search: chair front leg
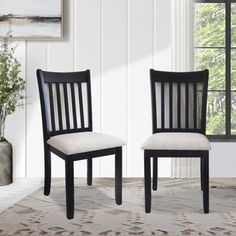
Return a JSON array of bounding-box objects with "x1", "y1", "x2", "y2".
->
[
  {"x1": 144, "y1": 151, "x2": 151, "y2": 213},
  {"x1": 202, "y1": 152, "x2": 209, "y2": 214},
  {"x1": 87, "y1": 158, "x2": 92, "y2": 186},
  {"x1": 65, "y1": 159, "x2": 74, "y2": 219},
  {"x1": 115, "y1": 147, "x2": 122, "y2": 205},
  {"x1": 153, "y1": 157, "x2": 158, "y2": 191},
  {"x1": 44, "y1": 147, "x2": 51, "y2": 196}
]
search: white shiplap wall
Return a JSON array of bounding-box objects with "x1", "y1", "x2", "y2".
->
[{"x1": 5, "y1": 0, "x2": 173, "y2": 178}]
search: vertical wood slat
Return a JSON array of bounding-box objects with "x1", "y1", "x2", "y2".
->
[
  {"x1": 63, "y1": 83, "x2": 70, "y2": 130},
  {"x1": 78, "y1": 83, "x2": 85, "y2": 129},
  {"x1": 161, "y1": 82, "x2": 165, "y2": 129},
  {"x1": 48, "y1": 83, "x2": 56, "y2": 132},
  {"x1": 70, "y1": 83, "x2": 78, "y2": 129},
  {"x1": 87, "y1": 71, "x2": 93, "y2": 130},
  {"x1": 151, "y1": 81, "x2": 157, "y2": 132},
  {"x1": 56, "y1": 83, "x2": 63, "y2": 131},
  {"x1": 169, "y1": 82, "x2": 173, "y2": 129},
  {"x1": 185, "y1": 82, "x2": 189, "y2": 129},
  {"x1": 177, "y1": 83, "x2": 181, "y2": 128},
  {"x1": 193, "y1": 82, "x2": 197, "y2": 129}
]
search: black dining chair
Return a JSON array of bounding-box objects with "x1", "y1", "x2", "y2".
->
[
  {"x1": 37, "y1": 69, "x2": 125, "y2": 219},
  {"x1": 141, "y1": 69, "x2": 210, "y2": 214}
]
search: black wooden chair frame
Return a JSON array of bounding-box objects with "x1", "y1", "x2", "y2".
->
[
  {"x1": 144, "y1": 69, "x2": 209, "y2": 214},
  {"x1": 37, "y1": 69, "x2": 122, "y2": 219}
]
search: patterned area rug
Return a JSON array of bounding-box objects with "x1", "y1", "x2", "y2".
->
[{"x1": 1, "y1": 178, "x2": 236, "y2": 236}]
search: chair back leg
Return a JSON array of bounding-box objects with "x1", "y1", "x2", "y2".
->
[
  {"x1": 202, "y1": 152, "x2": 209, "y2": 213},
  {"x1": 44, "y1": 148, "x2": 51, "y2": 196},
  {"x1": 144, "y1": 151, "x2": 151, "y2": 213},
  {"x1": 65, "y1": 159, "x2": 74, "y2": 219},
  {"x1": 115, "y1": 147, "x2": 122, "y2": 205},
  {"x1": 87, "y1": 158, "x2": 93, "y2": 186},
  {"x1": 200, "y1": 158, "x2": 203, "y2": 191},
  {"x1": 153, "y1": 157, "x2": 158, "y2": 191}
]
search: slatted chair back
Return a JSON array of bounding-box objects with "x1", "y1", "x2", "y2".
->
[
  {"x1": 150, "y1": 69, "x2": 209, "y2": 134},
  {"x1": 37, "y1": 70, "x2": 92, "y2": 140}
]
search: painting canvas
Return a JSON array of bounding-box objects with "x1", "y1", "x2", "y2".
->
[{"x1": 0, "y1": 0, "x2": 62, "y2": 39}]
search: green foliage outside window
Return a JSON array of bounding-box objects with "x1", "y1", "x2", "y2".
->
[{"x1": 194, "y1": 3, "x2": 236, "y2": 135}]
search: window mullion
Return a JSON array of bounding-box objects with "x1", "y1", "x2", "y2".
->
[{"x1": 226, "y1": 0, "x2": 231, "y2": 137}]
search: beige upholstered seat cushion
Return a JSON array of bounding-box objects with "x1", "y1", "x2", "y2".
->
[
  {"x1": 141, "y1": 132, "x2": 211, "y2": 150},
  {"x1": 47, "y1": 132, "x2": 125, "y2": 155}
]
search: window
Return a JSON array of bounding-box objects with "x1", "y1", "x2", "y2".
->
[{"x1": 194, "y1": 0, "x2": 236, "y2": 139}]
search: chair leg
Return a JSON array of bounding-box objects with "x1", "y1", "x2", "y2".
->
[
  {"x1": 87, "y1": 158, "x2": 92, "y2": 186},
  {"x1": 144, "y1": 151, "x2": 151, "y2": 213},
  {"x1": 44, "y1": 148, "x2": 51, "y2": 196},
  {"x1": 115, "y1": 147, "x2": 122, "y2": 205},
  {"x1": 153, "y1": 157, "x2": 158, "y2": 191},
  {"x1": 200, "y1": 157, "x2": 203, "y2": 191},
  {"x1": 202, "y1": 153, "x2": 209, "y2": 214},
  {"x1": 65, "y1": 159, "x2": 74, "y2": 219}
]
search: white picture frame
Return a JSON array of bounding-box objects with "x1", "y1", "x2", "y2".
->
[{"x1": 0, "y1": 0, "x2": 63, "y2": 39}]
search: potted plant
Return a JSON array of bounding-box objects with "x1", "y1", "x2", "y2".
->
[{"x1": 0, "y1": 33, "x2": 25, "y2": 185}]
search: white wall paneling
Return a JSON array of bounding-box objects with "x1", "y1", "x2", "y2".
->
[
  {"x1": 9, "y1": 0, "x2": 236, "y2": 178},
  {"x1": 75, "y1": 0, "x2": 102, "y2": 178},
  {"x1": 26, "y1": 42, "x2": 47, "y2": 177},
  {"x1": 171, "y1": 0, "x2": 199, "y2": 178},
  {"x1": 154, "y1": 0, "x2": 172, "y2": 177},
  {"x1": 101, "y1": 0, "x2": 127, "y2": 177},
  {"x1": 46, "y1": 0, "x2": 75, "y2": 177},
  {"x1": 210, "y1": 143, "x2": 236, "y2": 177},
  {"x1": 127, "y1": 0, "x2": 153, "y2": 177}
]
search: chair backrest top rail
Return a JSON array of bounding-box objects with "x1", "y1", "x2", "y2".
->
[
  {"x1": 38, "y1": 70, "x2": 89, "y2": 83},
  {"x1": 150, "y1": 69, "x2": 208, "y2": 83}
]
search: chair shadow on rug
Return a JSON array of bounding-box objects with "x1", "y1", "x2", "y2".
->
[
  {"x1": 47, "y1": 178, "x2": 212, "y2": 215},
  {"x1": 48, "y1": 183, "x2": 224, "y2": 215},
  {"x1": 49, "y1": 185, "x2": 117, "y2": 213},
  {"x1": 151, "y1": 187, "x2": 206, "y2": 213}
]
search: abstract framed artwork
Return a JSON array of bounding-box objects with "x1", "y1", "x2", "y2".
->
[{"x1": 0, "y1": 0, "x2": 63, "y2": 39}]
